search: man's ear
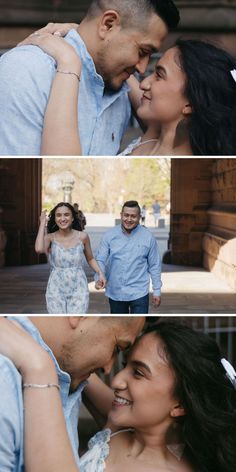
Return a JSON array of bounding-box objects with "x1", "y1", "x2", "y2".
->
[
  {"x1": 170, "y1": 403, "x2": 186, "y2": 418},
  {"x1": 68, "y1": 317, "x2": 86, "y2": 330},
  {"x1": 98, "y1": 10, "x2": 121, "y2": 39}
]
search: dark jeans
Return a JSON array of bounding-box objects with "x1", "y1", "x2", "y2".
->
[{"x1": 109, "y1": 294, "x2": 149, "y2": 314}]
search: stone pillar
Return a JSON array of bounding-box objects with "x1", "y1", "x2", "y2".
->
[
  {"x1": 203, "y1": 159, "x2": 236, "y2": 291},
  {"x1": 0, "y1": 158, "x2": 42, "y2": 265},
  {"x1": 169, "y1": 158, "x2": 212, "y2": 266}
]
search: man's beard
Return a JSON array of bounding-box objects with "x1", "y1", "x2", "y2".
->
[{"x1": 96, "y1": 49, "x2": 123, "y2": 92}]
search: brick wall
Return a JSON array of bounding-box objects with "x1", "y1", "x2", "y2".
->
[{"x1": 203, "y1": 159, "x2": 236, "y2": 291}]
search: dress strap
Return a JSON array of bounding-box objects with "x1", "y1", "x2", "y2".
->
[{"x1": 111, "y1": 428, "x2": 133, "y2": 437}]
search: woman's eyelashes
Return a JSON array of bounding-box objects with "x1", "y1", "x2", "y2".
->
[
  {"x1": 155, "y1": 69, "x2": 163, "y2": 80},
  {"x1": 122, "y1": 361, "x2": 145, "y2": 378},
  {"x1": 132, "y1": 368, "x2": 145, "y2": 378}
]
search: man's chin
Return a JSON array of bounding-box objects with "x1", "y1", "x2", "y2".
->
[{"x1": 104, "y1": 77, "x2": 125, "y2": 92}]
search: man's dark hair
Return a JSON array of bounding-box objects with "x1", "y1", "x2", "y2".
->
[
  {"x1": 122, "y1": 200, "x2": 141, "y2": 214},
  {"x1": 86, "y1": 0, "x2": 180, "y2": 31}
]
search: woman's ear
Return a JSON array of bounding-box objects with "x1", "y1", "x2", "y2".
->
[
  {"x1": 98, "y1": 10, "x2": 121, "y2": 39},
  {"x1": 170, "y1": 403, "x2": 186, "y2": 418},
  {"x1": 182, "y1": 103, "x2": 192, "y2": 116}
]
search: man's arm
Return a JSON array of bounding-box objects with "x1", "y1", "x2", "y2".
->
[
  {"x1": 0, "y1": 356, "x2": 23, "y2": 471},
  {"x1": 148, "y1": 236, "x2": 162, "y2": 301},
  {"x1": 0, "y1": 46, "x2": 54, "y2": 155},
  {"x1": 0, "y1": 320, "x2": 79, "y2": 472}
]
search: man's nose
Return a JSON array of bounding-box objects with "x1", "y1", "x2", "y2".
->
[
  {"x1": 103, "y1": 357, "x2": 115, "y2": 375},
  {"x1": 135, "y1": 56, "x2": 150, "y2": 75}
]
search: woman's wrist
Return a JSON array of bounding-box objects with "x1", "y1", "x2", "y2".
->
[
  {"x1": 57, "y1": 57, "x2": 81, "y2": 76},
  {"x1": 21, "y1": 353, "x2": 58, "y2": 384}
]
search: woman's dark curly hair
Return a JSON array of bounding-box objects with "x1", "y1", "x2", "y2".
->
[
  {"x1": 47, "y1": 202, "x2": 82, "y2": 233},
  {"x1": 176, "y1": 39, "x2": 236, "y2": 155},
  {"x1": 143, "y1": 319, "x2": 236, "y2": 472}
]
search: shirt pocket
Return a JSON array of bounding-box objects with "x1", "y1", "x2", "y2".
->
[{"x1": 136, "y1": 244, "x2": 149, "y2": 258}]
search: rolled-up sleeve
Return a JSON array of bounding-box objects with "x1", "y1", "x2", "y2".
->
[
  {"x1": 147, "y1": 237, "x2": 162, "y2": 296},
  {"x1": 95, "y1": 234, "x2": 111, "y2": 282}
]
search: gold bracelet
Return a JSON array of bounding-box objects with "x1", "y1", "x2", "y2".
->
[
  {"x1": 23, "y1": 383, "x2": 60, "y2": 391},
  {"x1": 57, "y1": 69, "x2": 80, "y2": 81}
]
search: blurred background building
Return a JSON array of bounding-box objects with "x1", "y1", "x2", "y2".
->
[{"x1": 0, "y1": 1, "x2": 235, "y2": 55}]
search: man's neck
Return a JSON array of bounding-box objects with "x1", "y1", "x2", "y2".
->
[{"x1": 77, "y1": 19, "x2": 99, "y2": 67}]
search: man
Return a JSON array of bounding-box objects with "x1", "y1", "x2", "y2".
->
[
  {"x1": 0, "y1": 315, "x2": 144, "y2": 471},
  {"x1": 95, "y1": 200, "x2": 162, "y2": 313},
  {"x1": 0, "y1": 0, "x2": 179, "y2": 155},
  {"x1": 152, "y1": 199, "x2": 161, "y2": 226}
]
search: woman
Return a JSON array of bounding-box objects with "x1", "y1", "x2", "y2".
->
[
  {"x1": 35, "y1": 202, "x2": 105, "y2": 313},
  {"x1": 18, "y1": 24, "x2": 236, "y2": 155},
  {"x1": 0, "y1": 318, "x2": 235, "y2": 472}
]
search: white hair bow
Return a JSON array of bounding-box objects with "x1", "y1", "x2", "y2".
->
[
  {"x1": 230, "y1": 69, "x2": 236, "y2": 82},
  {"x1": 221, "y1": 358, "x2": 236, "y2": 388}
]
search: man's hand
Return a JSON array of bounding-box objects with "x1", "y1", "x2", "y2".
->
[
  {"x1": 152, "y1": 295, "x2": 161, "y2": 308},
  {"x1": 95, "y1": 280, "x2": 104, "y2": 290}
]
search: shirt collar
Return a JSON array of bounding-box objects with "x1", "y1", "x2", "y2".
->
[{"x1": 65, "y1": 29, "x2": 130, "y2": 95}]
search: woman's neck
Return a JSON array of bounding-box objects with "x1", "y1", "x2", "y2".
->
[
  {"x1": 131, "y1": 120, "x2": 192, "y2": 156},
  {"x1": 57, "y1": 228, "x2": 74, "y2": 238},
  {"x1": 124, "y1": 427, "x2": 182, "y2": 468}
]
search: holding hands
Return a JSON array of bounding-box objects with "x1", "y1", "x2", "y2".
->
[{"x1": 96, "y1": 272, "x2": 107, "y2": 290}]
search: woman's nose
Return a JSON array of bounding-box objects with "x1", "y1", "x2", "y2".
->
[{"x1": 140, "y1": 74, "x2": 153, "y2": 92}]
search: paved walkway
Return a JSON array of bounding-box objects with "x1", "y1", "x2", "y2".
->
[
  {"x1": 1, "y1": 263, "x2": 235, "y2": 315},
  {"x1": 0, "y1": 226, "x2": 235, "y2": 314}
]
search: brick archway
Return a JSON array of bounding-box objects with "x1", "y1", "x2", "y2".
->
[{"x1": 1, "y1": 158, "x2": 236, "y2": 291}]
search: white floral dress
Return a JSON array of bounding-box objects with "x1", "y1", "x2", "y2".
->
[
  {"x1": 118, "y1": 137, "x2": 142, "y2": 155},
  {"x1": 80, "y1": 428, "x2": 131, "y2": 472},
  {"x1": 46, "y1": 240, "x2": 89, "y2": 314}
]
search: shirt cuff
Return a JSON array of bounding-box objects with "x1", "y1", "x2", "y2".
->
[{"x1": 153, "y1": 289, "x2": 161, "y2": 297}]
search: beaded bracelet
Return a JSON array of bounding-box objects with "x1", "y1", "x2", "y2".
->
[
  {"x1": 57, "y1": 69, "x2": 81, "y2": 81},
  {"x1": 23, "y1": 383, "x2": 60, "y2": 391}
]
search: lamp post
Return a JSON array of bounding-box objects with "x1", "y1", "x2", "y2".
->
[{"x1": 62, "y1": 174, "x2": 75, "y2": 204}]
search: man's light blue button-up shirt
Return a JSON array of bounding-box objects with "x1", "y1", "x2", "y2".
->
[
  {"x1": 95, "y1": 224, "x2": 162, "y2": 301},
  {"x1": 0, "y1": 316, "x2": 86, "y2": 472},
  {"x1": 0, "y1": 29, "x2": 131, "y2": 155}
]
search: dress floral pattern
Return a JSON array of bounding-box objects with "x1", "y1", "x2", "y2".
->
[
  {"x1": 80, "y1": 429, "x2": 111, "y2": 472},
  {"x1": 118, "y1": 137, "x2": 141, "y2": 155},
  {"x1": 46, "y1": 240, "x2": 89, "y2": 314}
]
